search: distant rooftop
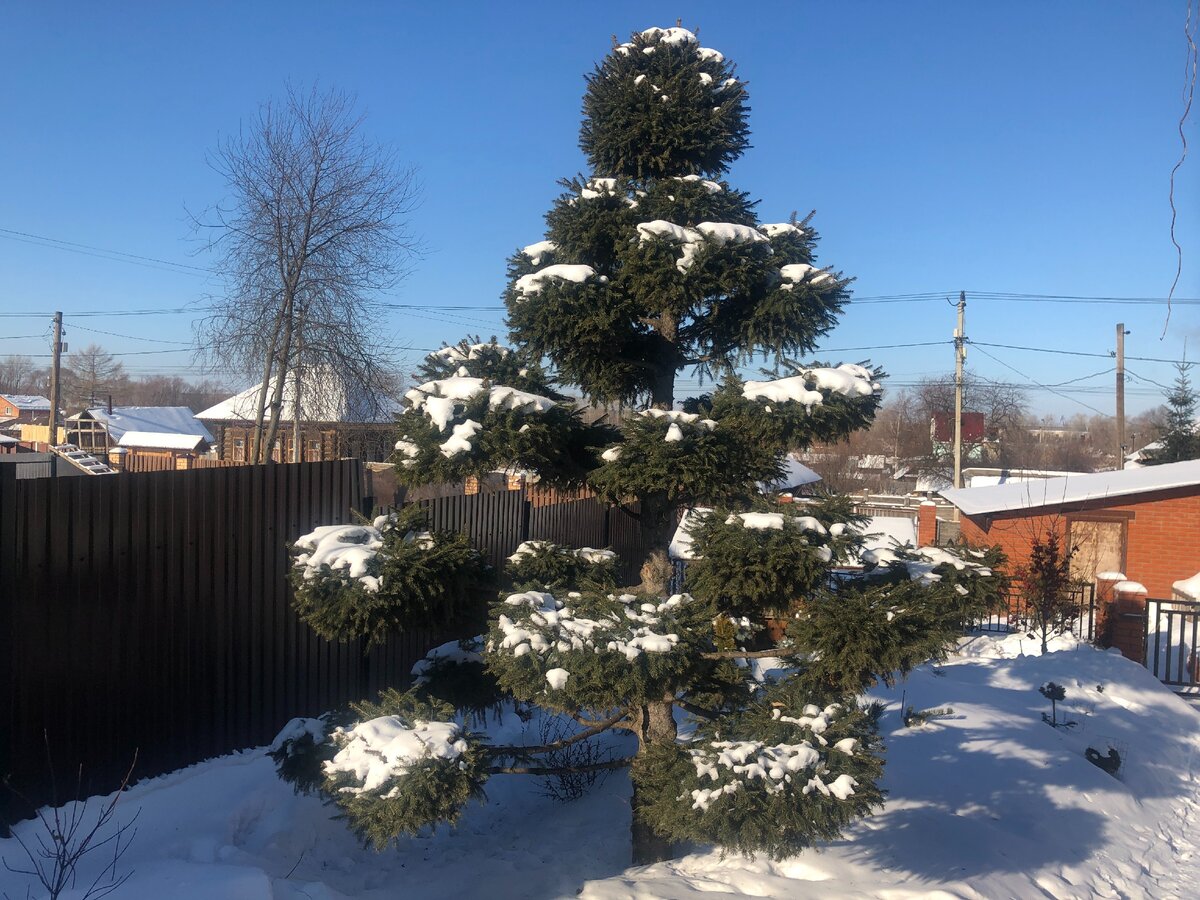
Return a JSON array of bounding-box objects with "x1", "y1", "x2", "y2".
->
[
  {"x1": 67, "y1": 406, "x2": 215, "y2": 444},
  {"x1": 940, "y1": 459, "x2": 1200, "y2": 516},
  {"x1": 1, "y1": 394, "x2": 51, "y2": 410}
]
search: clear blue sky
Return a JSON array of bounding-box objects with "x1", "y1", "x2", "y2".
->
[{"x1": 1, "y1": 1, "x2": 1196, "y2": 417}]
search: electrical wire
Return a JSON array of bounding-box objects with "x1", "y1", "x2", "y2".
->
[{"x1": 968, "y1": 343, "x2": 1112, "y2": 417}]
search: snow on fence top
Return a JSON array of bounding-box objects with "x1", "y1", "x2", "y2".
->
[
  {"x1": 1173, "y1": 572, "x2": 1200, "y2": 600},
  {"x1": 940, "y1": 458, "x2": 1200, "y2": 517},
  {"x1": 404, "y1": 377, "x2": 557, "y2": 431},
  {"x1": 742, "y1": 364, "x2": 879, "y2": 411},
  {"x1": 324, "y1": 717, "x2": 468, "y2": 794},
  {"x1": 513, "y1": 264, "x2": 604, "y2": 297}
]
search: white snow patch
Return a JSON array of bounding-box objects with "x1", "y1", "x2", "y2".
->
[
  {"x1": 520, "y1": 240, "x2": 557, "y2": 266},
  {"x1": 545, "y1": 668, "x2": 570, "y2": 690},
  {"x1": 324, "y1": 718, "x2": 467, "y2": 794},
  {"x1": 514, "y1": 264, "x2": 601, "y2": 297}
]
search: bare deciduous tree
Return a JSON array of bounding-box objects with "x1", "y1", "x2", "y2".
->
[
  {"x1": 0, "y1": 354, "x2": 44, "y2": 396},
  {"x1": 195, "y1": 84, "x2": 419, "y2": 462},
  {"x1": 64, "y1": 344, "x2": 129, "y2": 412}
]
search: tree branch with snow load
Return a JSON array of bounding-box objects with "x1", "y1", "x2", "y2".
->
[{"x1": 393, "y1": 338, "x2": 614, "y2": 486}]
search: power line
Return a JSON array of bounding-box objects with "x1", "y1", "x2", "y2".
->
[
  {"x1": 71, "y1": 324, "x2": 194, "y2": 345},
  {"x1": 968, "y1": 343, "x2": 1112, "y2": 417},
  {"x1": 0, "y1": 227, "x2": 212, "y2": 277},
  {"x1": 970, "y1": 340, "x2": 1189, "y2": 366}
]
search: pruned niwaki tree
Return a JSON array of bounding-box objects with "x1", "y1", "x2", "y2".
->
[
  {"x1": 195, "y1": 84, "x2": 419, "y2": 462},
  {"x1": 274, "y1": 27, "x2": 1007, "y2": 866}
]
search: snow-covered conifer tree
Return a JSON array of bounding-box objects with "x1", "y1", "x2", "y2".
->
[{"x1": 276, "y1": 26, "x2": 1006, "y2": 865}]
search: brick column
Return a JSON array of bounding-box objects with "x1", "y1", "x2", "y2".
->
[
  {"x1": 1094, "y1": 572, "x2": 1126, "y2": 648},
  {"x1": 1108, "y1": 581, "x2": 1148, "y2": 662},
  {"x1": 917, "y1": 500, "x2": 938, "y2": 547}
]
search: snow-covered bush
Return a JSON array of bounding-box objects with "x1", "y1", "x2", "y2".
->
[
  {"x1": 289, "y1": 505, "x2": 486, "y2": 645},
  {"x1": 505, "y1": 540, "x2": 618, "y2": 593}
]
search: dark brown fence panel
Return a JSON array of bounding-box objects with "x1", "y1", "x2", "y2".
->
[{"x1": 0, "y1": 460, "x2": 446, "y2": 831}]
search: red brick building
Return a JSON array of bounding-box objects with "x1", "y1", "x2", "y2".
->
[{"x1": 939, "y1": 460, "x2": 1200, "y2": 599}]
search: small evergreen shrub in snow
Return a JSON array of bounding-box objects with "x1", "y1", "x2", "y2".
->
[{"x1": 289, "y1": 505, "x2": 487, "y2": 645}]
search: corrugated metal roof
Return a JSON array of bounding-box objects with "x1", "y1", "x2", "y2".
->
[{"x1": 940, "y1": 459, "x2": 1200, "y2": 516}]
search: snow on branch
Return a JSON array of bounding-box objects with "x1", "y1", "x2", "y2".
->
[{"x1": 743, "y1": 363, "x2": 880, "y2": 412}]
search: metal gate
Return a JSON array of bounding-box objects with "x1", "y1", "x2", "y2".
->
[{"x1": 1146, "y1": 598, "x2": 1200, "y2": 691}]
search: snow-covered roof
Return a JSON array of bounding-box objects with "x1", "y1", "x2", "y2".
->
[
  {"x1": 116, "y1": 431, "x2": 209, "y2": 451},
  {"x1": 0, "y1": 394, "x2": 51, "y2": 410},
  {"x1": 0, "y1": 433, "x2": 18, "y2": 444},
  {"x1": 197, "y1": 367, "x2": 400, "y2": 424},
  {"x1": 760, "y1": 456, "x2": 822, "y2": 492},
  {"x1": 68, "y1": 406, "x2": 215, "y2": 445},
  {"x1": 941, "y1": 459, "x2": 1200, "y2": 516},
  {"x1": 965, "y1": 468, "x2": 1085, "y2": 489}
]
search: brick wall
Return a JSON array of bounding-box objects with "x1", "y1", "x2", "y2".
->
[{"x1": 957, "y1": 485, "x2": 1200, "y2": 598}]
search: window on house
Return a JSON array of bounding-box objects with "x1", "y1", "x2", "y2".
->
[
  {"x1": 305, "y1": 439, "x2": 321, "y2": 461},
  {"x1": 4, "y1": 407, "x2": 12, "y2": 416},
  {"x1": 232, "y1": 438, "x2": 246, "y2": 462}
]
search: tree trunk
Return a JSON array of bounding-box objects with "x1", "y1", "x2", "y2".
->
[
  {"x1": 262, "y1": 313, "x2": 295, "y2": 463},
  {"x1": 631, "y1": 698, "x2": 677, "y2": 865}
]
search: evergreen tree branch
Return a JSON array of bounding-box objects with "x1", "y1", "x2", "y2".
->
[
  {"x1": 700, "y1": 647, "x2": 801, "y2": 660},
  {"x1": 487, "y1": 758, "x2": 633, "y2": 777},
  {"x1": 488, "y1": 710, "x2": 632, "y2": 755}
]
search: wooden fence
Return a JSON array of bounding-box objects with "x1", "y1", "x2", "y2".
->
[{"x1": 0, "y1": 460, "x2": 446, "y2": 830}]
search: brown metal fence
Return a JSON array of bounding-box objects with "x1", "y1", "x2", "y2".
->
[
  {"x1": 0, "y1": 460, "x2": 445, "y2": 830},
  {"x1": 406, "y1": 490, "x2": 649, "y2": 585}
]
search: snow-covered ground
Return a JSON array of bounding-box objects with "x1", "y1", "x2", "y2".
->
[{"x1": 4, "y1": 634, "x2": 1199, "y2": 899}]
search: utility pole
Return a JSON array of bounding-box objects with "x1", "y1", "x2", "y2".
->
[
  {"x1": 1115, "y1": 323, "x2": 1127, "y2": 468},
  {"x1": 953, "y1": 292, "x2": 966, "y2": 489},
  {"x1": 47, "y1": 311, "x2": 64, "y2": 452}
]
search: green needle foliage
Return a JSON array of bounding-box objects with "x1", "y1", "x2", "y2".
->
[
  {"x1": 280, "y1": 24, "x2": 1011, "y2": 866},
  {"x1": 289, "y1": 505, "x2": 487, "y2": 645}
]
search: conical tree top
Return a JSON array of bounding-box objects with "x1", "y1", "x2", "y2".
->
[{"x1": 581, "y1": 26, "x2": 751, "y2": 180}]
